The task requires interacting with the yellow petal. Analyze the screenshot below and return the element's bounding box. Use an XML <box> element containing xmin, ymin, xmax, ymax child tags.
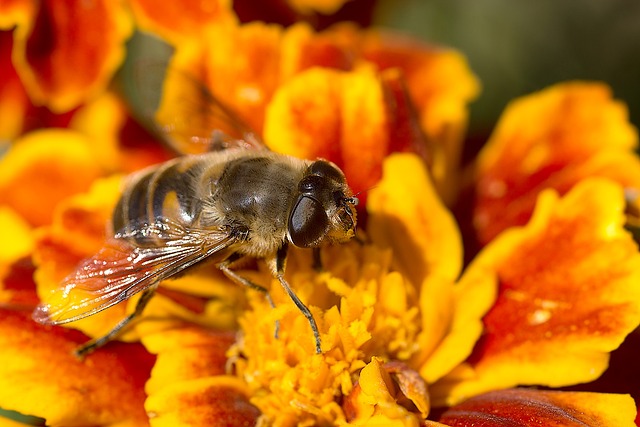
<box><xmin>367</xmin><ymin>153</ymin><xmax>462</xmax><ymax>286</ymax></box>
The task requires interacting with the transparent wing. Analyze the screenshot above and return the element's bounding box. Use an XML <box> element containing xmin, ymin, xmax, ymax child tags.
<box><xmin>32</xmin><ymin>219</ymin><xmax>237</xmax><ymax>325</ymax></box>
<box><xmin>132</xmin><ymin>62</ymin><xmax>265</xmax><ymax>155</ymax></box>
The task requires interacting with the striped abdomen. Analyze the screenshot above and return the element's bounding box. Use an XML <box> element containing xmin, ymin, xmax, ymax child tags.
<box><xmin>112</xmin><ymin>156</ymin><xmax>212</xmax><ymax>245</ymax></box>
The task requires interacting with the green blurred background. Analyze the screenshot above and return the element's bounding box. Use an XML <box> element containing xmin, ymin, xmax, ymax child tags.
<box><xmin>374</xmin><ymin>0</ymin><xmax>640</xmax><ymax>135</ymax></box>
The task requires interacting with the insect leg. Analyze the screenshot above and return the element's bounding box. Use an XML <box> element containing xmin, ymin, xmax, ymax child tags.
<box><xmin>312</xmin><ymin>247</ymin><xmax>323</xmax><ymax>272</ymax></box>
<box><xmin>275</xmin><ymin>243</ymin><xmax>322</xmax><ymax>354</ymax></box>
<box><xmin>217</xmin><ymin>254</ymin><xmax>279</xmax><ymax>338</ymax></box>
<box><xmin>75</xmin><ymin>287</ymin><xmax>157</xmax><ymax>358</ymax></box>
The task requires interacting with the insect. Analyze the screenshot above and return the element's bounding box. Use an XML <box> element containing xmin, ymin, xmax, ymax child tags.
<box><xmin>32</xmin><ymin>68</ymin><xmax>358</xmax><ymax>356</ymax></box>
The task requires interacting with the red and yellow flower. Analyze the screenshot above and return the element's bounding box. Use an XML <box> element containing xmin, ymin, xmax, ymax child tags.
<box><xmin>1</xmin><ymin>1</ymin><xmax>639</xmax><ymax>426</ymax></box>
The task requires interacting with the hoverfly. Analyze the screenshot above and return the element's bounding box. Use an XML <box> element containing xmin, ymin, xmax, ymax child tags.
<box><xmin>32</xmin><ymin>66</ymin><xmax>358</xmax><ymax>356</ymax></box>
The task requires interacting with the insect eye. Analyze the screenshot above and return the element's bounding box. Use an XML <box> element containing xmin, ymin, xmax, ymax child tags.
<box><xmin>288</xmin><ymin>196</ymin><xmax>329</xmax><ymax>248</ymax></box>
<box><xmin>299</xmin><ymin>175</ymin><xmax>324</xmax><ymax>194</ymax></box>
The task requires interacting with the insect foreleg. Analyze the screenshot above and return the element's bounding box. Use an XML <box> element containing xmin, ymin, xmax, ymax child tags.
<box><xmin>218</xmin><ymin>254</ymin><xmax>279</xmax><ymax>338</ymax></box>
<box><xmin>312</xmin><ymin>247</ymin><xmax>323</xmax><ymax>272</ymax></box>
<box><xmin>275</xmin><ymin>244</ymin><xmax>322</xmax><ymax>354</ymax></box>
<box><xmin>75</xmin><ymin>287</ymin><xmax>157</xmax><ymax>358</ymax></box>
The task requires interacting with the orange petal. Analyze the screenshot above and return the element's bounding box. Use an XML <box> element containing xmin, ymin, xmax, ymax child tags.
<box><xmin>0</xmin><ymin>207</ymin><xmax>35</xmax><ymax>305</ymax></box>
<box><xmin>265</xmin><ymin>67</ymin><xmax>391</xmax><ymax>195</ymax></box>
<box><xmin>433</xmin><ymin>178</ymin><xmax>640</xmax><ymax>404</ymax></box>
<box><xmin>0</xmin><ymin>308</ymin><xmax>153</xmax><ymax>426</ymax></box>
<box><xmin>359</xmin><ymin>30</ymin><xmax>480</xmax><ymax>203</ymax></box>
<box><xmin>0</xmin><ymin>129</ymin><xmax>104</xmax><ymax>226</ymax></box>
<box><xmin>474</xmin><ymin>82</ymin><xmax>639</xmax><ymax>244</ymax></box>
<box><xmin>0</xmin><ymin>30</ymin><xmax>29</xmax><ymax>142</ymax></box>
<box><xmin>0</xmin><ymin>0</ymin><xmax>36</xmax><ymax>29</ymax></box>
<box><xmin>438</xmin><ymin>389</ymin><xmax>637</xmax><ymax>427</ymax></box>
<box><xmin>129</xmin><ymin>0</ymin><xmax>236</xmax><ymax>45</ymax></box>
<box><xmin>159</xmin><ymin>21</ymin><xmax>282</xmax><ymax>138</ymax></box>
<box><xmin>145</xmin><ymin>376</ymin><xmax>260</xmax><ymax>427</ymax></box>
<box><xmin>11</xmin><ymin>0</ymin><xmax>132</xmax><ymax>112</ymax></box>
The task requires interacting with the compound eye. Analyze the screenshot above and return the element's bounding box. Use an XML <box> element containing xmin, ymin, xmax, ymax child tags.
<box><xmin>288</xmin><ymin>196</ymin><xmax>329</xmax><ymax>248</ymax></box>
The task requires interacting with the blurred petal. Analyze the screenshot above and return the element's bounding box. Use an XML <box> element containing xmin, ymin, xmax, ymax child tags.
<box><xmin>159</xmin><ymin>21</ymin><xmax>282</xmax><ymax>138</ymax></box>
<box><xmin>433</xmin><ymin>178</ymin><xmax>640</xmax><ymax>404</ymax></box>
<box><xmin>438</xmin><ymin>389</ymin><xmax>637</xmax><ymax>427</ymax></box>
<box><xmin>0</xmin><ymin>0</ymin><xmax>36</xmax><ymax>29</ymax></box>
<box><xmin>0</xmin><ymin>309</ymin><xmax>153</xmax><ymax>426</ymax></box>
<box><xmin>0</xmin><ymin>129</ymin><xmax>104</xmax><ymax>226</ymax></box>
<box><xmin>0</xmin><ymin>31</ymin><xmax>29</xmax><ymax>142</ymax></box>
<box><xmin>11</xmin><ymin>0</ymin><xmax>133</xmax><ymax>112</ymax></box>
<box><xmin>70</xmin><ymin>92</ymin><xmax>171</xmax><ymax>173</ymax></box>
<box><xmin>474</xmin><ymin>82</ymin><xmax>639</xmax><ymax>244</ymax></box>
<box><xmin>129</xmin><ymin>0</ymin><xmax>236</xmax><ymax>45</ymax></box>
<box><xmin>0</xmin><ymin>207</ymin><xmax>34</xmax><ymax>305</ymax></box>
<box><xmin>0</xmin><ymin>207</ymin><xmax>33</xmax><ymax>267</ymax></box>
<box><xmin>286</xmin><ymin>0</ymin><xmax>351</xmax><ymax>15</ymax></box>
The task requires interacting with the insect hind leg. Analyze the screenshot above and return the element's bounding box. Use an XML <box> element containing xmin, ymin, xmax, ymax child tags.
<box><xmin>218</xmin><ymin>255</ymin><xmax>279</xmax><ymax>339</ymax></box>
<box><xmin>75</xmin><ymin>287</ymin><xmax>157</xmax><ymax>358</ymax></box>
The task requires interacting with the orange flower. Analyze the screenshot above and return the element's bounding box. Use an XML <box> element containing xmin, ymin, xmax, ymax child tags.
<box><xmin>1</xmin><ymin>3</ymin><xmax>640</xmax><ymax>427</ymax></box>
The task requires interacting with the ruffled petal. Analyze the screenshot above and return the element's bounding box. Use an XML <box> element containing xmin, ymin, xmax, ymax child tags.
<box><xmin>474</xmin><ymin>82</ymin><xmax>639</xmax><ymax>244</ymax></box>
<box><xmin>128</xmin><ymin>0</ymin><xmax>236</xmax><ymax>45</ymax></box>
<box><xmin>0</xmin><ymin>309</ymin><xmax>154</xmax><ymax>426</ymax></box>
<box><xmin>438</xmin><ymin>389</ymin><xmax>637</xmax><ymax>427</ymax></box>
<box><xmin>0</xmin><ymin>129</ymin><xmax>105</xmax><ymax>226</ymax></box>
<box><xmin>343</xmin><ymin>358</ymin><xmax>429</xmax><ymax>425</ymax></box>
<box><xmin>11</xmin><ymin>0</ymin><xmax>133</xmax><ymax>112</ymax></box>
<box><xmin>433</xmin><ymin>178</ymin><xmax>640</xmax><ymax>405</ymax></box>
<box><xmin>367</xmin><ymin>153</ymin><xmax>462</xmax><ymax>285</ymax></box>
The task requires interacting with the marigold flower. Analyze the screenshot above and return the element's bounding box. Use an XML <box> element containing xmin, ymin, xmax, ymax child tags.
<box><xmin>1</xmin><ymin>3</ymin><xmax>640</xmax><ymax>427</ymax></box>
